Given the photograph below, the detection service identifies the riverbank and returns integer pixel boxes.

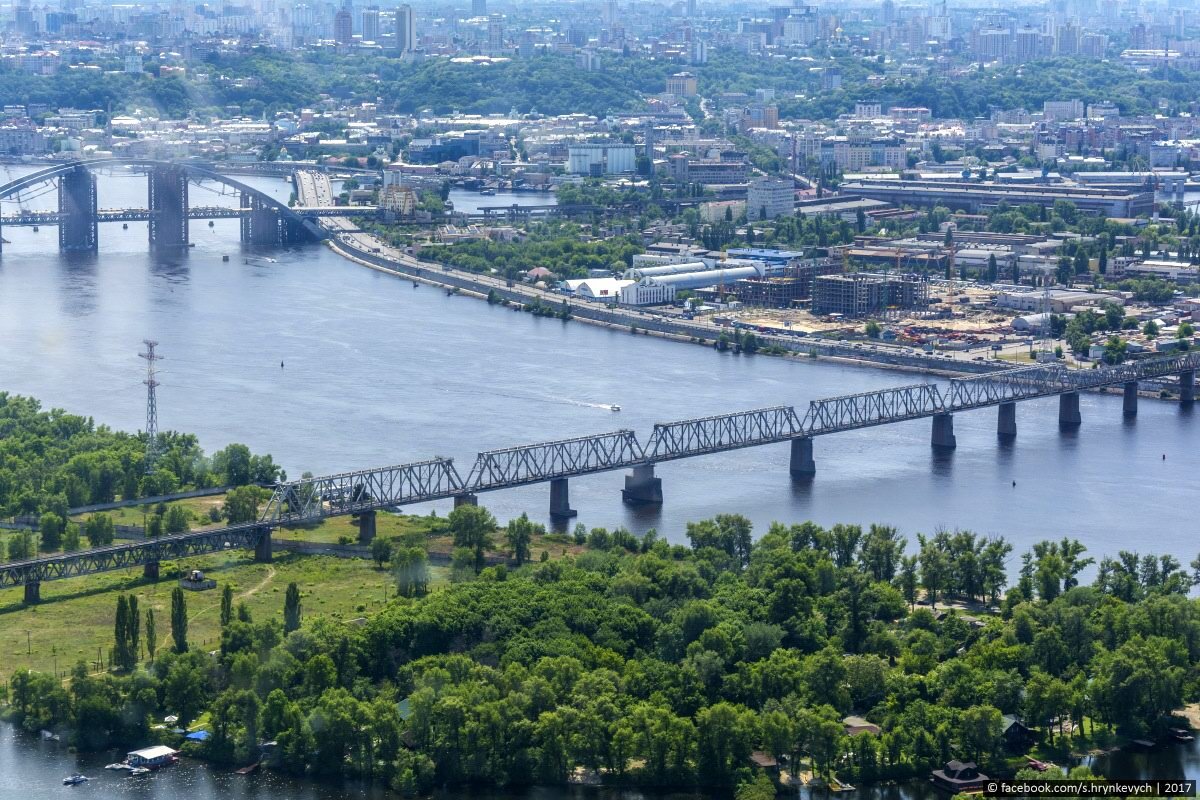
[325,236,1000,381]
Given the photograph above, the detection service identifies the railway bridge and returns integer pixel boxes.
[2,351,1197,602]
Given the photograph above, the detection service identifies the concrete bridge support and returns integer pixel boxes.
[357,510,377,544]
[241,192,282,245]
[254,528,273,562]
[58,164,98,252]
[1059,391,1082,429]
[622,464,663,505]
[1181,370,1195,405]
[549,478,577,519]
[931,413,956,449]
[148,165,189,250]
[789,437,816,476]
[24,582,39,604]
[453,494,478,508]
[143,561,160,581]
[1123,381,1138,417]
[997,402,1017,439]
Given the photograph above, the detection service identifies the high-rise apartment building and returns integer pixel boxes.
[487,13,504,52]
[362,5,379,41]
[472,0,486,17]
[395,4,415,55]
[334,2,353,44]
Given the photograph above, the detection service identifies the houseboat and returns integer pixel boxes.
[126,745,179,770]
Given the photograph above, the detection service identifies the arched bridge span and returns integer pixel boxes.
[0,158,325,252]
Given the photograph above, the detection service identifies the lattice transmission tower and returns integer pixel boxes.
[139,340,161,473]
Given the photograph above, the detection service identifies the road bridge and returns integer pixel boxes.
[3,351,1197,601]
[0,159,348,253]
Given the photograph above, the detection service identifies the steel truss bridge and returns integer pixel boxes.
[0,158,339,252]
[3,352,1197,601]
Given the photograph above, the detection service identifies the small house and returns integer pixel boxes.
[930,760,988,792]
[1001,714,1036,750]
[843,715,882,736]
[126,745,178,768]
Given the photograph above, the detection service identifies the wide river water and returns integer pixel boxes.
[0,167,1195,563]
[3,168,1200,797]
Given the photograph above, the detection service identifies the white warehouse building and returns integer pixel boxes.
[567,143,637,175]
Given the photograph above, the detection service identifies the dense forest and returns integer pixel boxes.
[0,392,281,520]
[420,222,644,280]
[9,50,1196,123]
[8,509,1200,797]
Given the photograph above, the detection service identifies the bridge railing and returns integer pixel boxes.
[644,406,803,461]
[465,430,643,491]
[261,458,464,525]
[802,383,945,434]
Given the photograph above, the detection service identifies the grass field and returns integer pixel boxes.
[0,510,586,680]
[0,550,445,677]
[68,495,228,530]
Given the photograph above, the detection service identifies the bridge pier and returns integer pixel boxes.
[549,478,577,519]
[148,165,189,250]
[621,464,663,505]
[1123,381,1138,417]
[58,164,98,252]
[143,561,160,581]
[1180,370,1195,405]
[997,402,1016,439]
[931,413,956,450]
[254,528,273,562]
[453,493,478,508]
[789,437,816,476]
[24,582,40,604]
[1059,391,1082,429]
[357,510,377,544]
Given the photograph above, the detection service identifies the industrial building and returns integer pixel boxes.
[839,179,1154,218]
[812,273,930,316]
[624,261,711,280]
[567,143,636,175]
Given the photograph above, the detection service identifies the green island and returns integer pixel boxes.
[4,395,1200,799]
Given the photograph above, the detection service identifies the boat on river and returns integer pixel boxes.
[62,774,89,785]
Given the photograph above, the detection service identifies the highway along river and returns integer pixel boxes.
[0,168,1196,569]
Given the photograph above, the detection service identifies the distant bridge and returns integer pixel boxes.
[2,351,1196,602]
[0,159,369,253]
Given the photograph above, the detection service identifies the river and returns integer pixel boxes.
[3,168,1200,796]
[0,166,1197,562]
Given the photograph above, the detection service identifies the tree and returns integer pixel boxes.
[220,583,234,628]
[284,582,302,634]
[960,704,1003,766]
[164,504,190,533]
[1102,336,1127,365]
[223,485,269,524]
[113,594,133,671]
[371,536,393,568]
[1143,320,1159,338]
[505,513,537,566]
[864,320,882,338]
[171,586,189,653]
[62,524,80,552]
[128,594,140,662]
[39,512,63,552]
[448,504,497,574]
[394,547,430,597]
[85,513,115,547]
[145,608,157,661]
